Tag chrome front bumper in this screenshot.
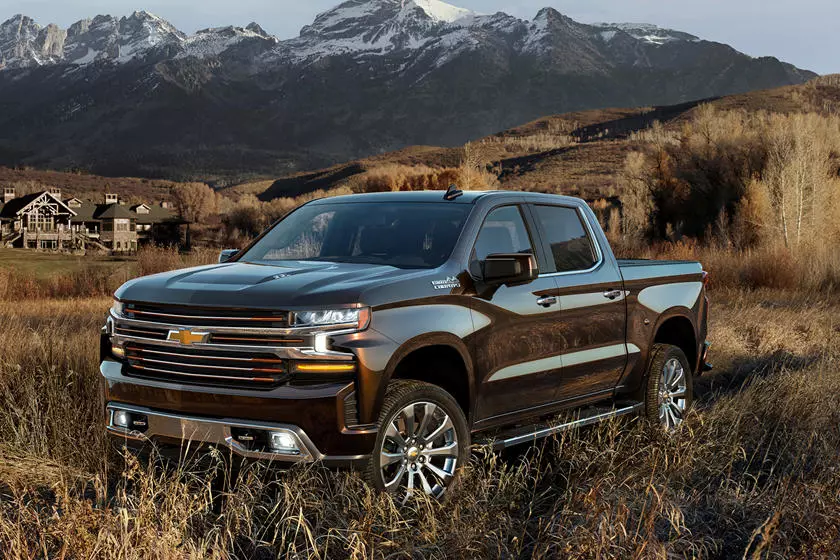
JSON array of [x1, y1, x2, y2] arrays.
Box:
[[106, 402, 325, 462]]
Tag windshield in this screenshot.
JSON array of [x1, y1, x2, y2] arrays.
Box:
[[240, 202, 472, 269]]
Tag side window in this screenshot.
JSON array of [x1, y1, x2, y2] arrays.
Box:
[[533, 205, 599, 273], [473, 206, 534, 262]]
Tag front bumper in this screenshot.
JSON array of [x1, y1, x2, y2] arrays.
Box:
[[108, 402, 327, 463], [101, 360, 376, 466]]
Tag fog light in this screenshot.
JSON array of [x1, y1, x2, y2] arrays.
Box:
[[113, 410, 130, 428], [269, 431, 300, 453], [111, 344, 125, 359]]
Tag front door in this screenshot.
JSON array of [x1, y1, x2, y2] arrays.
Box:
[[469, 205, 567, 425], [528, 204, 628, 401]]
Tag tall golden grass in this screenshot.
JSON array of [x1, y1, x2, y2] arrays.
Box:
[[1, 255, 839, 557], [0, 247, 218, 301]]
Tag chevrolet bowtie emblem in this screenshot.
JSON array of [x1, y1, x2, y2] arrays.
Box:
[[167, 329, 210, 345]]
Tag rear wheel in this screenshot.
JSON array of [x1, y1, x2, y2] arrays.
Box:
[[643, 344, 693, 430], [365, 380, 470, 503]]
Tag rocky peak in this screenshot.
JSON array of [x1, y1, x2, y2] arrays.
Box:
[[0, 14, 66, 68], [245, 22, 270, 38]]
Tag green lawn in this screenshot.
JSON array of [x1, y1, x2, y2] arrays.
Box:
[[0, 248, 134, 279]]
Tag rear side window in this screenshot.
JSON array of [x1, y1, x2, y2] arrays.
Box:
[[473, 206, 534, 261], [533, 205, 598, 273]]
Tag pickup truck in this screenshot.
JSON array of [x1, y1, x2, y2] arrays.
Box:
[[101, 189, 710, 500]]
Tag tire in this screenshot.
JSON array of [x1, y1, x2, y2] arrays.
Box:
[[643, 344, 694, 430], [364, 380, 470, 502]]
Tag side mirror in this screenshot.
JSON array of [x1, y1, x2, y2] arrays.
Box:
[[218, 249, 240, 263], [482, 253, 539, 286]]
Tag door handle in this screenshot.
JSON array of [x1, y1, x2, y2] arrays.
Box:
[[603, 289, 623, 301], [536, 296, 558, 308]]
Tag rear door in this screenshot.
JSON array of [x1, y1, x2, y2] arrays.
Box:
[[469, 204, 567, 425], [527, 204, 628, 401]]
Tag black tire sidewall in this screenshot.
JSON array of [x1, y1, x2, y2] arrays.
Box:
[[365, 380, 470, 495]]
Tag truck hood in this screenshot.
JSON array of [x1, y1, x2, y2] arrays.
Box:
[[114, 261, 432, 308]]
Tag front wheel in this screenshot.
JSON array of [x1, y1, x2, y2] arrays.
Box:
[[364, 380, 470, 503], [643, 344, 694, 430]]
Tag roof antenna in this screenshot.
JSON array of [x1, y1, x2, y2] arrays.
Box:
[[444, 184, 463, 201]]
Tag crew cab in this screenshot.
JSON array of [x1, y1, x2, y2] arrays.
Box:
[[101, 189, 710, 500]]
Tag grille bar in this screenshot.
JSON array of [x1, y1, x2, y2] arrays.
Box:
[[127, 356, 282, 374], [131, 364, 279, 385], [127, 346, 283, 364], [124, 342, 288, 389], [122, 302, 290, 329]]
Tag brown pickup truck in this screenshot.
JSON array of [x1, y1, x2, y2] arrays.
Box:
[[101, 189, 710, 501]]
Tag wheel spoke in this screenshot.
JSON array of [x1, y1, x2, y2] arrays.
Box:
[[669, 390, 687, 400], [399, 404, 417, 438], [424, 415, 453, 445], [416, 403, 437, 439], [384, 464, 407, 490], [425, 462, 454, 482], [385, 421, 406, 448], [666, 406, 678, 428], [423, 441, 458, 458], [417, 468, 434, 496], [380, 451, 404, 466], [669, 402, 684, 420], [669, 367, 685, 391]]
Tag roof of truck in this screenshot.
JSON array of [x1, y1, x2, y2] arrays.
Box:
[[308, 190, 584, 205]]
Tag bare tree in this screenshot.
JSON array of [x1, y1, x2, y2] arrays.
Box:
[[171, 182, 218, 249]]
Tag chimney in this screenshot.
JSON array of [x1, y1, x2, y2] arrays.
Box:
[[105, 193, 119, 205], [49, 187, 61, 199], [3, 187, 14, 204]]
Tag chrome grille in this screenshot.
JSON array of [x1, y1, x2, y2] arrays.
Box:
[[123, 302, 290, 329], [111, 301, 353, 389], [125, 343, 287, 388], [114, 321, 308, 347]]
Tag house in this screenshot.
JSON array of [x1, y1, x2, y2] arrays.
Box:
[[0, 188, 183, 252]]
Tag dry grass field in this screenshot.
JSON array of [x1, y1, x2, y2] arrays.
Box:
[[0, 248, 839, 559], [2, 77, 839, 557]]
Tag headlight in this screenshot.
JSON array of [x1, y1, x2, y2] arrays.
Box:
[[111, 300, 124, 318], [293, 307, 370, 330]]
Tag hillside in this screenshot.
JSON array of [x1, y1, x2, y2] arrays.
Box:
[[220, 76, 840, 202], [0, 167, 175, 203], [0, 1, 815, 181]]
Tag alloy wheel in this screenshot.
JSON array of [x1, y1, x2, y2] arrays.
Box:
[[379, 401, 459, 502], [658, 357, 688, 429]]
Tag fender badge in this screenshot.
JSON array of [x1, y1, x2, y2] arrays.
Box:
[[432, 276, 461, 290]]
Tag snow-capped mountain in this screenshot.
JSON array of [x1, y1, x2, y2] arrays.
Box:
[[0, 2, 721, 71], [592, 23, 699, 46], [0, 0, 816, 180], [0, 10, 276, 69]]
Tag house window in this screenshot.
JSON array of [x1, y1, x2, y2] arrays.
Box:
[[116, 241, 121, 250]]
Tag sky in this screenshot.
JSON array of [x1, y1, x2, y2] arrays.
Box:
[[1, 0, 834, 74]]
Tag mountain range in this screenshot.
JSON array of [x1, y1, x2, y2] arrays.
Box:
[[0, 0, 817, 182]]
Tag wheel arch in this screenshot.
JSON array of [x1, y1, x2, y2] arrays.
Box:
[[375, 333, 475, 424], [652, 311, 699, 374]]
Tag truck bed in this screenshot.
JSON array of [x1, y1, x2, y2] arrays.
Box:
[[617, 259, 703, 282]]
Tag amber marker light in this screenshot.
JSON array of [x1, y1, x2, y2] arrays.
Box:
[[294, 363, 357, 373]]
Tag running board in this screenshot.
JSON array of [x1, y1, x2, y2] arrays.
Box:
[[491, 403, 645, 451]]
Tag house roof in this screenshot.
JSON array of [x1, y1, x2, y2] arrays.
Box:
[[0, 193, 43, 219], [0, 192, 77, 219], [94, 203, 135, 220], [135, 204, 178, 225]]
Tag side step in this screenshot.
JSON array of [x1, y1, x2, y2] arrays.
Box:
[[489, 402, 645, 451]]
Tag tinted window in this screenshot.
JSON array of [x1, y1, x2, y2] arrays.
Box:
[[473, 206, 534, 261], [240, 202, 471, 269], [534, 205, 598, 272]]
